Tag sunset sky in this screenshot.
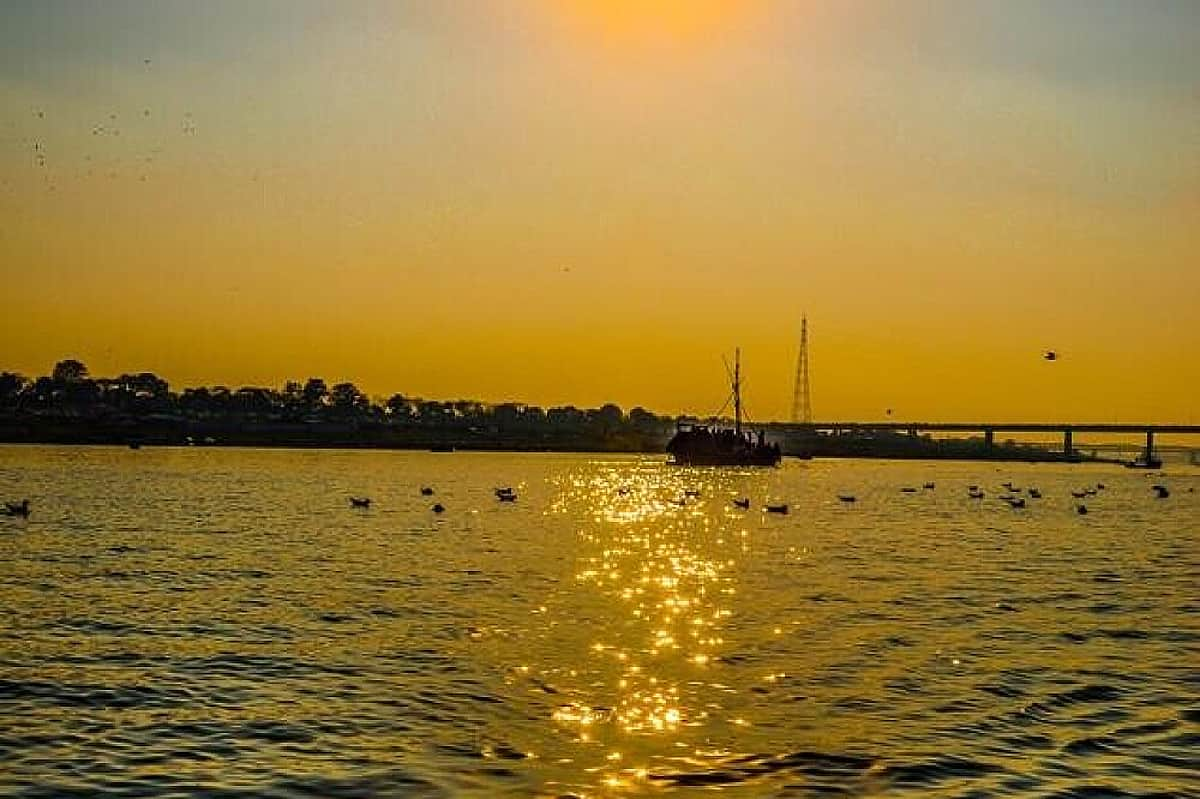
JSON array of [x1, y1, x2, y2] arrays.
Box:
[[2, 1, 1197, 422]]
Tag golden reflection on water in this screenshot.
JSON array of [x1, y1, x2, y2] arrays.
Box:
[[2, 449, 1196, 797], [543, 464, 755, 794]]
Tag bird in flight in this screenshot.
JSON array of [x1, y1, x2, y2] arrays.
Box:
[[1043, 350, 1058, 361]]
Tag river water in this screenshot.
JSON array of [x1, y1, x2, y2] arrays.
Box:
[[0, 446, 1196, 798]]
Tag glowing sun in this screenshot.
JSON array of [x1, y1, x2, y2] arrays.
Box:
[[549, 0, 758, 46]]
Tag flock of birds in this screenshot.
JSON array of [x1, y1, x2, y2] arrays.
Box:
[[3, 475, 1181, 523], [346, 485, 518, 515], [783, 478, 1172, 516], [10, 57, 200, 195], [646, 476, 1179, 518]]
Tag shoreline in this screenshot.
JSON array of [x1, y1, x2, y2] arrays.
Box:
[[0, 433, 1115, 465]]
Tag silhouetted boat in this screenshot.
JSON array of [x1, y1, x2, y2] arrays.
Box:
[[666, 349, 781, 467]]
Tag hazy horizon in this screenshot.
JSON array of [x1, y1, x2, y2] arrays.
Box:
[[3, 1, 1197, 423]]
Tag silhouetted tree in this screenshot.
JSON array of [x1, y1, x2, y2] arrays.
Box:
[[281, 380, 304, 413], [52, 359, 89, 383], [453, 400, 483, 423], [233, 387, 275, 415], [179, 387, 211, 415], [385, 393, 413, 420], [629, 406, 663, 432], [548, 406, 585, 430], [0, 372, 29, 403], [118, 372, 169, 398], [593, 403, 623, 430], [302, 378, 328, 408], [416, 400, 452, 426], [210, 386, 232, 413], [330, 382, 368, 415], [493, 402, 521, 431], [522, 405, 546, 427], [1, 356, 682, 451]]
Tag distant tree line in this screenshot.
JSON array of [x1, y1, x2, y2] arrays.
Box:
[[0, 359, 1085, 461], [0, 359, 679, 451]]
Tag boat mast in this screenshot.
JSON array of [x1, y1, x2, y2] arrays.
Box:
[[733, 347, 742, 436]]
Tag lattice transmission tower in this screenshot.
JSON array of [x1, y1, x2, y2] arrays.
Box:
[[791, 315, 812, 423]]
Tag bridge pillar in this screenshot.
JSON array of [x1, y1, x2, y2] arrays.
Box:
[[1144, 430, 1155, 463], [983, 429, 994, 450], [1063, 428, 1073, 457]]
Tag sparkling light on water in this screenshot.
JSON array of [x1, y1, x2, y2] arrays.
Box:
[[0, 447, 1196, 797]]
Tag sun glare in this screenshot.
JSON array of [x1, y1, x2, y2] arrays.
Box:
[[549, 0, 757, 45]]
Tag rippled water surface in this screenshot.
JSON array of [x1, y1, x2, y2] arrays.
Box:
[[1, 446, 1197, 798]]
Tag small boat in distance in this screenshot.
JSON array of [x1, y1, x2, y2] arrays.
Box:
[[666, 349, 781, 467]]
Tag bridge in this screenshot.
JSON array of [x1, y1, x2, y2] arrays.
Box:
[[764, 422, 1200, 463]]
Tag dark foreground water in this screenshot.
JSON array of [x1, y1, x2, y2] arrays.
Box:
[[0, 446, 1197, 798]]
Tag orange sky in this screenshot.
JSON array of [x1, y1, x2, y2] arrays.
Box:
[[2, 1, 1197, 422]]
